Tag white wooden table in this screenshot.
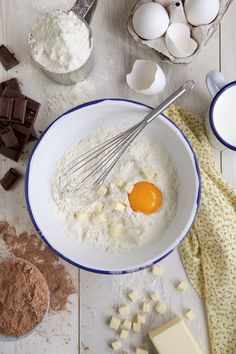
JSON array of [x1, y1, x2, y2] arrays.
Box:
[[0, 1, 236, 353]]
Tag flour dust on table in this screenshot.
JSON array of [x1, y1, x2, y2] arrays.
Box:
[[51, 125, 178, 252]]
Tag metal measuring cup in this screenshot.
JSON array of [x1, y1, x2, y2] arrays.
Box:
[[29, 0, 98, 85]]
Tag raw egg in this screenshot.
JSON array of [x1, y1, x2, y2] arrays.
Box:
[[128, 181, 162, 215]]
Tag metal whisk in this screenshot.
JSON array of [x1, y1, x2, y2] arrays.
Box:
[[59, 81, 194, 198]]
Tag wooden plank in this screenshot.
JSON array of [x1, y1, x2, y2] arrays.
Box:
[[220, 0, 236, 187], [0, 1, 79, 353]]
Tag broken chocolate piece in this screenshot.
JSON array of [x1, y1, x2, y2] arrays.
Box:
[[12, 97, 27, 123], [0, 97, 14, 122], [0, 168, 20, 190], [0, 45, 19, 71], [0, 126, 19, 148], [0, 78, 21, 95], [2, 86, 24, 99]]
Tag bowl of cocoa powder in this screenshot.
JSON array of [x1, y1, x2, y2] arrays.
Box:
[[0, 257, 49, 341]]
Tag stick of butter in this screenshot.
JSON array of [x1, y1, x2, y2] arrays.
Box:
[[149, 317, 204, 354]]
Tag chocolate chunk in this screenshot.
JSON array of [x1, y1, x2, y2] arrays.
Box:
[[12, 98, 27, 123], [0, 126, 19, 148], [0, 168, 20, 190], [0, 78, 21, 95], [0, 144, 19, 161], [2, 86, 24, 99], [12, 123, 30, 136], [0, 45, 19, 71], [0, 97, 14, 122], [4, 78, 21, 92]]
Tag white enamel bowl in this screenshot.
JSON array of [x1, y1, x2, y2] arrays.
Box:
[[25, 99, 200, 274]]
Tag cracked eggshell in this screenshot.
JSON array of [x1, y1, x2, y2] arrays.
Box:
[[165, 23, 198, 58], [132, 2, 169, 40], [185, 0, 220, 26], [126, 60, 166, 95]]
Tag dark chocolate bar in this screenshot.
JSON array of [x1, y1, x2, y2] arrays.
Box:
[[0, 168, 20, 190], [12, 97, 27, 123], [0, 97, 14, 121], [0, 45, 19, 71], [0, 75, 40, 161], [0, 126, 19, 148]]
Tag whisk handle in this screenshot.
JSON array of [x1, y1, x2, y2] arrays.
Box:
[[144, 80, 195, 125]]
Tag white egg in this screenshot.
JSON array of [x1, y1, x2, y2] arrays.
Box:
[[184, 0, 220, 26], [126, 59, 166, 95], [132, 2, 169, 40]]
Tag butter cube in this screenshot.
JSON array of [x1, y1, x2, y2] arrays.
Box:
[[143, 166, 155, 179], [111, 340, 121, 350], [109, 316, 121, 330], [119, 305, 129, 316], [74, 211, 87, 221], [155, 302, 167, 314], [176, 281, 188, 292], [133, 322, 141, 332], [97, 185, 108, 196], [149, 292, 160, 301], [151, 265, 164, 276], [92, 214, 106, 224], [120, 329, 129, 339], [122, 319, 132, 330], [185, 309, 196, 321], [136, 347, 149, 354], [136, 314, 145, 324], [112, 201, 126, 213], [95, 201, 104, 213], [110, 223, 123, 237], [128, 291, 140, 303], [124, 182, 134, 194], [115, 178, 125, 188], [142, 302, 151, 313], [149, 317, 204, 354]]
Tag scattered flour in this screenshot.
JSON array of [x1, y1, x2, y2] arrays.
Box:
[[51, 125, 178, 252], [29, 10, 92, 73]]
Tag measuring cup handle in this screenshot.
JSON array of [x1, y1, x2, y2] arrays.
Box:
[[71, 0, 98, 24], [206, 70, 226, 97]]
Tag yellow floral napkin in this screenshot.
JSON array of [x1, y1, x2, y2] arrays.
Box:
[[165, 106, 236, 354]]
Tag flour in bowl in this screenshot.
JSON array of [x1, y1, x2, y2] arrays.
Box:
[[51, 126, 178, 252]]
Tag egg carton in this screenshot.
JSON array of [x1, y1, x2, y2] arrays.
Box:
[[127, 0, 233, 64]]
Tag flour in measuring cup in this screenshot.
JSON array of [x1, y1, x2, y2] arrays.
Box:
[[29, 10, 92, 73]]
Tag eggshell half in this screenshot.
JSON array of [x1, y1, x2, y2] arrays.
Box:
[[165, 23, 198, 58], [126, 60, 166, 95]]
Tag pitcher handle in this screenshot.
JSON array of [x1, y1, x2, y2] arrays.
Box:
[[206, 70, 226, 97]]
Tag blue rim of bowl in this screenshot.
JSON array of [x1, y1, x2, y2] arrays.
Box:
[[209, 81, 236, 151], [25, 98, 201, 275]]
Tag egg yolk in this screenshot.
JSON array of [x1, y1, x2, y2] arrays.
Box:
[[128, 181, 162, 215]]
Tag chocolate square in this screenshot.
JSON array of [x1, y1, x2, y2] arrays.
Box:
[[0, 45, 19, 71], [0, 126, 19, 148], [0, 78, 21, 95], [2, 86, 23, 99], [0, 97, 14, 122], [12, 97, 27, 123], [0, 168, 20, 190]]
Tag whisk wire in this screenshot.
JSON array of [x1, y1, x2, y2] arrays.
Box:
[[58, 81, 194, 198]]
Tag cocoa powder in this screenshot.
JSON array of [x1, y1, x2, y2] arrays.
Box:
[[0, 257, 49, 337], [0, 221, 76, 312]]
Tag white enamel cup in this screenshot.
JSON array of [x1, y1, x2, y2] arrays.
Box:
[[205, 70, 236, 151]]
